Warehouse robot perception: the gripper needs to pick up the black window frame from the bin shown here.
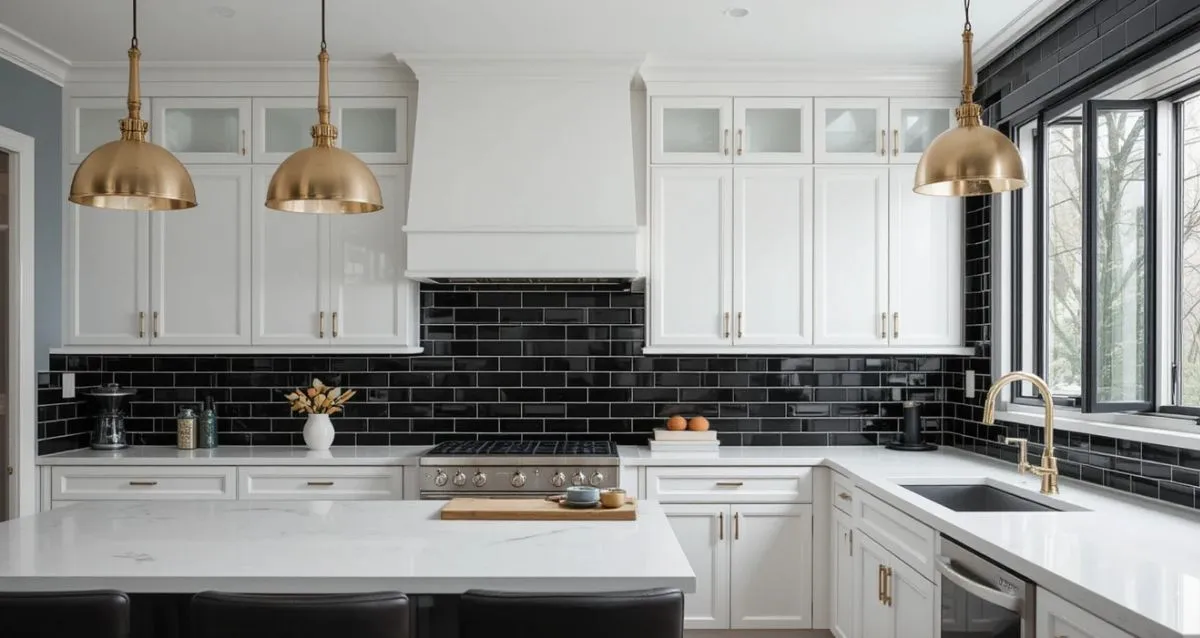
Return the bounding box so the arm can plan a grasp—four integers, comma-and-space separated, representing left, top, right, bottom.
1162, 85, 1200, 417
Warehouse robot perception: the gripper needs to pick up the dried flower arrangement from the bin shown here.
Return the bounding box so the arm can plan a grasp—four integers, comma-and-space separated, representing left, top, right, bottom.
285, 378, 356, 415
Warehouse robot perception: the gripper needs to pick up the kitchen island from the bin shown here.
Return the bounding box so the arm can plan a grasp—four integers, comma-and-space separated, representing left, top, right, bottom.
0, 500, 695, 594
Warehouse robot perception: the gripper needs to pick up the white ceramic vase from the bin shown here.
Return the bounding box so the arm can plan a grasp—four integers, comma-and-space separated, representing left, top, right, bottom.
303, 413, 335, 451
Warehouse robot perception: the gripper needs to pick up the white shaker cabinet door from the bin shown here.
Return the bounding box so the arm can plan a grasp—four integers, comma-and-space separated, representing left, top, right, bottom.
649, 167, 734, 348
733, 166, 814, 347
813, 167, 889, 346
153, 98, 251, 164
888, 165, 962, 346
888, 98, 957, 164
814, 98, 889, 164
730, 504, 814, 629
733, 97, 813, 164
65, 200, 150, 345
150, 166, 252, 345
890, 554, 938, 638
251, 166, 330, 346
1037, 589, 1133, 638
856, 533, 894, 638
662, 504, 730, 629
830, 508, 855, 638
328, 165, 418, 346
651, 97, 734, 164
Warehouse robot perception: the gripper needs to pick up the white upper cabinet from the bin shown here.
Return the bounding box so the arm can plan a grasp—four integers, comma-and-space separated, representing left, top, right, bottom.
733, 98, 813, 164
150, 167, 252, 345
815, 98, 890, 164
729, 504, 814, 630
889, 165, 962, 346
662, 503, 731, 630
328, 165, 417, 346
251, 166, 329, 346
65, 203, 150, 346
253, 97, 408, 165
733, 166, 813, 346
252, 97, 315, 165
650, 166, 733, 347
889, 98, 957, 163
69, 97, 146, 164
813, 166, 889, 346
651, 97, 734, 164
153, 98, 251, 163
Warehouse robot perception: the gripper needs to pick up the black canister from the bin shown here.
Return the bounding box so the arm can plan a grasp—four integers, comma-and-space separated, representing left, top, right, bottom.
886, 400, 937, 451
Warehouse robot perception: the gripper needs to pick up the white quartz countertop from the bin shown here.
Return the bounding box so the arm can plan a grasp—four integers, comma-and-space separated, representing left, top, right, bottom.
36, 446, 429, 466
0, 500, 694, 595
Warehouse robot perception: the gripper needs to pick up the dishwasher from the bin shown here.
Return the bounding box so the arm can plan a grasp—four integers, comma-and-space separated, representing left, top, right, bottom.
938, 538, 1035, 637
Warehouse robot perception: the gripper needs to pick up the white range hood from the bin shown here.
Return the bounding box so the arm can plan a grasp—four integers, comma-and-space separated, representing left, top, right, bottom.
402, 57, 642, 283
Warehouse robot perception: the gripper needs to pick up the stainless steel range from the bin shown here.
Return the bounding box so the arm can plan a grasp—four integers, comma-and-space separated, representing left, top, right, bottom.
418, 440, 619, 499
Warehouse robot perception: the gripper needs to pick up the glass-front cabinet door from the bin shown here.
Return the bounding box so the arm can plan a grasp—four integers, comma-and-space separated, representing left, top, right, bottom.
69, 97, 147, 164
651, 97, 733, 164
253, 97, 315, 164
336, 97, 407, 164
153, 98, 251, 163
814, 98, 889, 164
889, 98, 957, 163
733, 97, 813, 164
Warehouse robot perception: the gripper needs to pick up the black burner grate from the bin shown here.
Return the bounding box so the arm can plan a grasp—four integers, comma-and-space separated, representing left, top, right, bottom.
424, 439, 615, 457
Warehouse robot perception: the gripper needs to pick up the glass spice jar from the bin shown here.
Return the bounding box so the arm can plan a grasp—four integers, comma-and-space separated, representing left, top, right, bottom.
176, 406, 197, 450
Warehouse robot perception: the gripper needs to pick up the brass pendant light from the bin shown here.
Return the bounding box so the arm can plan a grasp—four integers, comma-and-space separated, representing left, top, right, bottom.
914, 0, 1026, 197
265, 0, 382, 214
69, 0, 197, 211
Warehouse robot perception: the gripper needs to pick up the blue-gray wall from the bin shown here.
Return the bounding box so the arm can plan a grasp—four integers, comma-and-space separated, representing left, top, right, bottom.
0, 58, 62, 370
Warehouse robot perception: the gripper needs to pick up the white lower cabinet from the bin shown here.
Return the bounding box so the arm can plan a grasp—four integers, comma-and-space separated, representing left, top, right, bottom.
662, 503, 730, 629
1037, 588, 1133, 638
830, 507, 855, 638
855, 530, 937, 638
238, 466, 403, 500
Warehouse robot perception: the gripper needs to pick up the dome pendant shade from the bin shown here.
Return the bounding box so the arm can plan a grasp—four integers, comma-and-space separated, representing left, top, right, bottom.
914, 7, 1025, 197
69, 46, 197, 211
265, 40, 382, 214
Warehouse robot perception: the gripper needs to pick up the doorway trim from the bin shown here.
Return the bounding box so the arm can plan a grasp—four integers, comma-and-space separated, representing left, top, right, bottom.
0, 126, 35, 518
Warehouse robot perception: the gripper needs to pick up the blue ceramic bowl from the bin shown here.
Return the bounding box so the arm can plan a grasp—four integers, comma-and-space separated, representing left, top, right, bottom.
565, 486, 600, 504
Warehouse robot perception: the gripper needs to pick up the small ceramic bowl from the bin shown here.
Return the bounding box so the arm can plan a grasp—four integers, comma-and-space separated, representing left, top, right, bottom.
565, 485, 600, 504
600, 488, 626, 508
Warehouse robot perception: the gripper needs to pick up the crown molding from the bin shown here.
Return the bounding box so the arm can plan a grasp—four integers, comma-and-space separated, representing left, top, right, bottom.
0, 22, 69, 86
66, 60, 414, 85
398, 54, 644, 80
639, 58, 959, 96
974, 0, 1076, 68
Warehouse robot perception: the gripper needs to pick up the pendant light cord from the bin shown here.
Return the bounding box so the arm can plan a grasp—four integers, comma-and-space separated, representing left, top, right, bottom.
963, 0, 972, 32
320, 0, 327, 51
131, 0, 138, 48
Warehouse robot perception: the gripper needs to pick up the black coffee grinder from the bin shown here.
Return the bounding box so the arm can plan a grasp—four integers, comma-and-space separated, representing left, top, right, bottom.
84, 383, 136, 450
886, 400, 937, 451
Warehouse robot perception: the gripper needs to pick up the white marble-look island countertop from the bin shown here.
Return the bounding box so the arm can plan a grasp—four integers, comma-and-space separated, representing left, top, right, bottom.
0, 500, 695, 595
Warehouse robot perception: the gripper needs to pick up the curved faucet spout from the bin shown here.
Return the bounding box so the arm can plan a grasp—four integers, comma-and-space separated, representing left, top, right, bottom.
981, 371, 1059, 495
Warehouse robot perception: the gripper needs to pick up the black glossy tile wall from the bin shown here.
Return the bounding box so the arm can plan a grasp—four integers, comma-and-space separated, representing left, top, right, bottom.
36, 372, 93, 456
44, 285, 953, 450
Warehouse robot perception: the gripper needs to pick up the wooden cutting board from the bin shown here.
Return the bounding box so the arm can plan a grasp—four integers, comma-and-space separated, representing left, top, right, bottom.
439, 497, 637, 521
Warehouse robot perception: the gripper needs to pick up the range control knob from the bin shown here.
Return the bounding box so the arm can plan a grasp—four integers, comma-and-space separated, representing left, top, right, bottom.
433, 470, 448, 487
452, 471, 467, 487
510, 472, 527, 488
550, 472, 567, 488
472, 472, 488, 487
571, 471, 587, 487
589, 471, 605, 487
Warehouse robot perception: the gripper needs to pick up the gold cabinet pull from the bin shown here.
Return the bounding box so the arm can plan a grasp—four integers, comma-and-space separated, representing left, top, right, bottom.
837, 491, 852, 501
880, 129, 887, 156
880, 312, 887, 339
716, 481, 744, 487
723, 312, 731, 338
849, 529, 853, 556
128, 480, 158, 486
733, 512, 740, 540
885, 566, 894, 605
138, 311, 145, 338
718, 511, 724, 541
737, 311, 744, 338
893, 312, 899, 339
736, 129, 744, 156
319, 311, 325, 338
306, 481, 335, 487
893, 129, 899, 156
241, 129, 247, 156
332, 311, 339, 338
152, 311, 160, 338
723, 129, 730, 156
878, 565, 885, 602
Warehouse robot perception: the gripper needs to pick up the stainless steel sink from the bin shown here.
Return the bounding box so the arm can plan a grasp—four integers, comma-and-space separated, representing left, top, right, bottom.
901, 483, 1068, 512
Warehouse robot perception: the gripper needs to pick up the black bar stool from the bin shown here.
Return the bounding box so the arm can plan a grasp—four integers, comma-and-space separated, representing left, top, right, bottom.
459, 588, 684, 638
0, 590, 131, 638
191, 591, 409, 638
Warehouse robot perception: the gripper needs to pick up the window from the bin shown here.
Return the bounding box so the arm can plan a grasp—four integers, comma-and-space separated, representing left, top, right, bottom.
1046, 120, 1084, 399
1177, 95, 1200, 407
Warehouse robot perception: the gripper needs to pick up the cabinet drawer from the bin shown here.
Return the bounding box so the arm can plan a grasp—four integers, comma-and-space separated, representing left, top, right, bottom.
831, 471, 855, 514
854, 488, 936, 581
51, 466, 236, 501
238, 466, 402, 500
646, 467, 812, 503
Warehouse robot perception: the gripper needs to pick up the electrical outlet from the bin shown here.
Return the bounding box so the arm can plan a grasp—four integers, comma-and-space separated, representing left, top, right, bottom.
62, 372, 75, 399
965, 370, 976, 399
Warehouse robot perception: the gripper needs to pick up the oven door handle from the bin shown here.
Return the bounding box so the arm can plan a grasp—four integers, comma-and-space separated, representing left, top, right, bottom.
936, 556, 1022, 612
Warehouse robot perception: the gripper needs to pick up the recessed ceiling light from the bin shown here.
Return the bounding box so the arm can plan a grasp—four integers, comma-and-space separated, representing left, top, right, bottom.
209, 6, 236, 19
724, 7, 750, 18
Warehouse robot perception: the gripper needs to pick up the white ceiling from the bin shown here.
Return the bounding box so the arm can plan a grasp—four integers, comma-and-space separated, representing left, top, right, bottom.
3, 0, 1048, 67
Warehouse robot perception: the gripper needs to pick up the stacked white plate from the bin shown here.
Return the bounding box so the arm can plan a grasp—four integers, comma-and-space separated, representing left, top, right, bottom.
648, 428, 720, 452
